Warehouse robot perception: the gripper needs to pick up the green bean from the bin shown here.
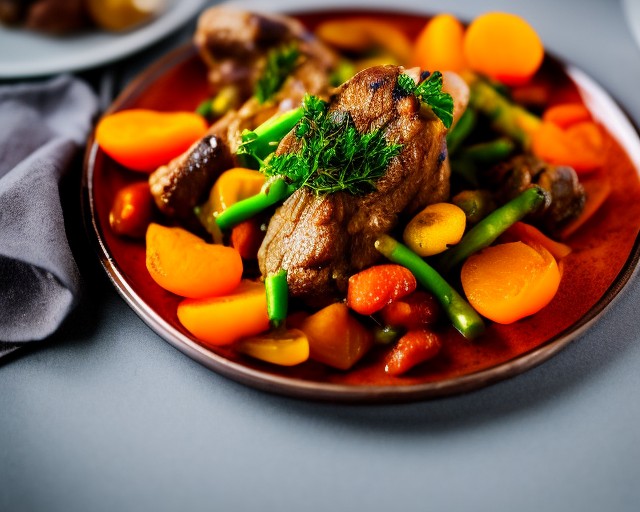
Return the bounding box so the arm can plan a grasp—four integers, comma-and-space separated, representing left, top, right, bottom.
446, 107, 477, 155
215, 177, 294, 230
437, 186, 548, 273
265, 269, 289, 329
458, 137, 515, 165
236, 107, 304, 167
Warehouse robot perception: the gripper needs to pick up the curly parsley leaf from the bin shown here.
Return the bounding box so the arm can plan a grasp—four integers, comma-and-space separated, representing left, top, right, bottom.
263, 95, 403, 195
255, 44, 301, 104
397, 71, 454, 129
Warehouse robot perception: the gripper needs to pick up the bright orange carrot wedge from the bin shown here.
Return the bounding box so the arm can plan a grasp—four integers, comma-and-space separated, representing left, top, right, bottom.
95, 109, 208, 172
461, 241, 561, 324
504, 222, 572, 260
413, 14, 466, 72
146, 223, 242, 298
177, 280, 270, 347
347, 264, 417, 315
300, 303, 374, 370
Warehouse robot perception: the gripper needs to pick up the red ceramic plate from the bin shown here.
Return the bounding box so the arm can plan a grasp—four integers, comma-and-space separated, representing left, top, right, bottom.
83, 9, 640, 402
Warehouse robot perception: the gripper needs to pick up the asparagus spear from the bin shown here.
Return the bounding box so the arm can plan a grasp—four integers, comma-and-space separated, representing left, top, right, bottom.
446, 107, 477, 155
468, 79, 541, 148
375, 235, 485, 340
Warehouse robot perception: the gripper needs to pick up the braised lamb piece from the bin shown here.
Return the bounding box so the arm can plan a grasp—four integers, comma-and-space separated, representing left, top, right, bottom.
194, 6, 336, 99
487, 154, 585, 234
258, 65, 450, 305
149, 6, 337, 226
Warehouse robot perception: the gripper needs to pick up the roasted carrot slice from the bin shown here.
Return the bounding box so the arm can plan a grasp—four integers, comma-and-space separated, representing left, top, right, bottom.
464, 12, 544, 85
532, 120, 605, 173
347, 264, 417, 316
542, 103, 592, 129
384, 329, 442, 376
461, 241, 561, 324
95, 109, 208, 172
146, 223, 242, 299
503, 222, 572, 259
412, 14, 466, 72
177, 280, 269, 347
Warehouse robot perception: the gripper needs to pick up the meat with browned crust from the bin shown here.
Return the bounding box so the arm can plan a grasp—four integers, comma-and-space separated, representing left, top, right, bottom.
258, 65, 450, 305
149, 7, 337, 227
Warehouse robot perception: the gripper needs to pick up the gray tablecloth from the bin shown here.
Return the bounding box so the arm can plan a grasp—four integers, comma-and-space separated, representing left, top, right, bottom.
0, 76, 98, 348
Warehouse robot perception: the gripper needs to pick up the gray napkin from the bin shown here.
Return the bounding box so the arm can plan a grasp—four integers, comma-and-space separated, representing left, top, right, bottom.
0, 75, 98, 350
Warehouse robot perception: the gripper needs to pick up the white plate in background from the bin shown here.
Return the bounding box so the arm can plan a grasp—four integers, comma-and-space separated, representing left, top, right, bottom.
0, 0, 206, 78
623, 0, 640, 50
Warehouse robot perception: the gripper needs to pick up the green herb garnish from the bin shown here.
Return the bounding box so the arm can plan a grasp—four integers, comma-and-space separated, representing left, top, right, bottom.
263, 95, 403, 195
255, 44, 301, 104
397, 71, 454, 129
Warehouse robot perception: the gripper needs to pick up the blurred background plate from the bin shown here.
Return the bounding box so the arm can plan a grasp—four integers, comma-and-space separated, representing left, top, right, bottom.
623, 0, 640, 51
0, 0, 206, 78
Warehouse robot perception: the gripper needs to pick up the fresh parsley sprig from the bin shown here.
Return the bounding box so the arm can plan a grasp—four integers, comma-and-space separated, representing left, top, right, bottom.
263, 95, 403, 195
397, 71, 454, 129
255, 44, 301, 104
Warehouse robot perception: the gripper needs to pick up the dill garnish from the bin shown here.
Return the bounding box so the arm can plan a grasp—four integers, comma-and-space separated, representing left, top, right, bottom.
255, 44, 301, 104
263, 95, 403, 195
397, 71, 454, 129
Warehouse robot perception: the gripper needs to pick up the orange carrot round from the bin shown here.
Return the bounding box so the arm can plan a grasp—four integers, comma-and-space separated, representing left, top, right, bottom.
347, 264, 417, 316
177, 280, 269, 347
464, 12, 544, 85
543, 103, 592, 129
461, 241, 561, 324
413, 14, 466, 72
532, 120, 605, 173
503, 222, 572, 260
146, 223, 242, 299
95, 109, 208, 172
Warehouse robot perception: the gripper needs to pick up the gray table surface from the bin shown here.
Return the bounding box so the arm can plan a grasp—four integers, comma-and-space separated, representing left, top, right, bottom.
2, 1, 640, 511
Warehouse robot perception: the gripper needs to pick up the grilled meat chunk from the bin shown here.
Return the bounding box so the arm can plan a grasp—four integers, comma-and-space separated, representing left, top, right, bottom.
150, 8, 337, 226
488, 154, 585, 234
149, 135, 232, 224
194, 6, 336, 100
259, 65, 449, 305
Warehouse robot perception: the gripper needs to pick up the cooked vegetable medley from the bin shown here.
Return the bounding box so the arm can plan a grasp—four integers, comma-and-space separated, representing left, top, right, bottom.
97, 6, 618, 377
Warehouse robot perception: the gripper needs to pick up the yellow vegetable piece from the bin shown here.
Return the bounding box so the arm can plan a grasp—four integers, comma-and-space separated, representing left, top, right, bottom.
198, 168, 265, 243
300, 303, 374, 370
403, 203, 467, 257
236, 329, 310, 366
177, 280, 269, 347
315, 18, 412, 64
87, 0, 164, 31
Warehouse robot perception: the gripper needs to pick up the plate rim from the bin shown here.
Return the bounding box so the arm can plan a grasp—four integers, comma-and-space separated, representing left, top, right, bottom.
0, 0, 206, 79
82, 11, 640, 403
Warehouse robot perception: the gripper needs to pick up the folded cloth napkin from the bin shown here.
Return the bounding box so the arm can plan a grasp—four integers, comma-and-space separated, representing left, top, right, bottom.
0, 75, 98, 349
